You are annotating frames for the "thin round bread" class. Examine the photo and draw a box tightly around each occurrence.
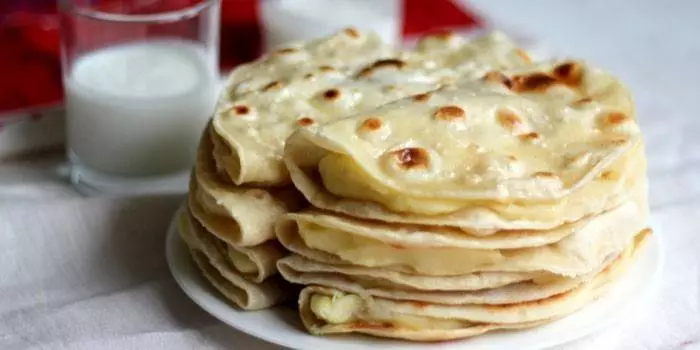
[282,205,604,250]
[297,229,649,340]
[300,298,552,342]
[279,252,619,305]
[190,251,286,310]
[190,126,304,246]
[278,254,539,292]
[178,213,287,310]
[276,193,648,277]
[283,61,644,230]
[183,209,284,283]
[293,59,638,201]
[212,29,531,186]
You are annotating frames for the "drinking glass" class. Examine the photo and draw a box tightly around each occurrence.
[59,0,220,195]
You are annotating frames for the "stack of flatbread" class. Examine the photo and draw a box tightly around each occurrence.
[182,27,651,342]
[181,28,533,312]
[277,37,650,339]
[180,128,303,310]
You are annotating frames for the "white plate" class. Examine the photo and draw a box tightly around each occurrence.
[166,207,664,350]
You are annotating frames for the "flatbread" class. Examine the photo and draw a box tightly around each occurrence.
[300,297,551,342]
[284,60,643,231]
[297,229,649,340]
[276,193,648,277]
[300,59,638,201]
[189,251,286,310]
[278,254,539,292]
[178,213,287,310]
[212,29,531,186]
[279,252,619,305]
[190,126,305,246]
[184,209,285,283]
[280,205,600,251]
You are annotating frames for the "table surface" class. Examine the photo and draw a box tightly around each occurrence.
[1,1,699,349]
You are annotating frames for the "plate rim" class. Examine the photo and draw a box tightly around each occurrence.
[166,205,665,350]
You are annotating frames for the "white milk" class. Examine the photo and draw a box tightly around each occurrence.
[65,40,217,176]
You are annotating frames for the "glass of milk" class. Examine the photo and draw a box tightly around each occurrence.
[59,0,220,195]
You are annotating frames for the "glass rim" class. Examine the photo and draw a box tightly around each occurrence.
[59,0,219,23]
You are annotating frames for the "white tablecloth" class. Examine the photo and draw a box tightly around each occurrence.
[2,1,700,349]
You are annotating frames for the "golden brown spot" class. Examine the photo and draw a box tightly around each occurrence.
[359,118,383,132]
[357,58,406,78]
[262,81,283,91]
[507,155,518,161]
[482,71,501,82]
[323,89,341,101]
[344,27,360,38]
[413,93,431,102]
[373,58,406,69]
[553,61,584,86]
[319,65,335,72]
[304,73,314,80]
[599,111,628,126]
[356,68,372,78]
[516,48,532,63]
[393,148,430,170]
[519,132,541,142]
[434,105,466,121]
[573,97,593,106]
[511,73,558,93]
[482,71,514,89]
[297,117,314,127]
[275,47,297,54]
[233,105,250,115]
[600,171,615,180]
[497,108,525,131]
[533,171,556,178]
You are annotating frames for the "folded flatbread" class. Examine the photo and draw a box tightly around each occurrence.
[185,209,285,283]
[297,229,648,340]
[190,126,305,246]
[280,252,618,305]
[178,212,287,310]
[278,254,539,292]
[277,191,648,277]
[284,60,643,233]
[211,29,531,186]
